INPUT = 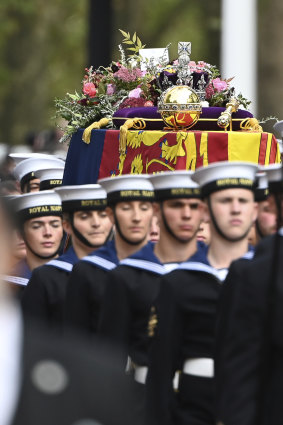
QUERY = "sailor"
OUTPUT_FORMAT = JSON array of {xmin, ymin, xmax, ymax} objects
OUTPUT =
[
  {"xmin": 13, "ymin": 156, "xmax": 65, "ymax": 193},
  {"xmin": 146, "ymin": 161, "xmax": 258, "ymax": 425},
  {"xmin": 0, "ymin": 195, "xmax": 27, "ymax": 294},
  {"xmin": 35, "ymin": 167, "xmax": 64, "ymax": 191},
  {"xmin": 215, "ymin": 163, "xmax": 283, "ymax": 425},
  {"xmin": 0, "ymin": 196, "xmax": 137, "ymax": 425},
  {"xmin": 11, "ymin": 191, "xmax": 63, "ymax": 288},
  {"xmin": 65, "ymin": 174, "xmax": 154, "ymax": 335},
  {"xmin": 21, "ymin": 184, "xmax": 112, "ymax": 329},
  {"xmin": 250, "ymin": 170, "xmax": 278, "ymax": 246},
  {"xmin": 98, "ymin": 171, "xmax": 206, "ymax": 424}
]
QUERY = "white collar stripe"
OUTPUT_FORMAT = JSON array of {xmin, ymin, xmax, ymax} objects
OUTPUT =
[
  {"xmin": 46, "ymin": 260, "xmax": 73, "ymax": 272},
  {"xmin": 119, "ymin": 258, "xmax": 167, "ymax": 275},
  {"xmin": 83, "ymin": 255, "xmax": 117, "ymax": 270},
  {"xmin": 242, "ymin": 251, "xmax": 254, "ymax": 260},
  {"xmin": 178, "ymin": 262, "xmax": 228, "ymax": 282},
  {"xmin": 3, "ymin": 275, "xmax": 29, "ymax": 286}
]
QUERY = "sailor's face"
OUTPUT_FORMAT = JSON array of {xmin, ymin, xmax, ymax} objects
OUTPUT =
[
  {"xmin": 23, "ymin": 216, "xmax": 63, "ymax": 257},
  {"xmin": 158, "ymin": 198, "xmax": 204, "ymax": 242},
  {"xmin": 114, "ymin": 201, "xmax": 153, "ymax": 244},
  {"xmin": 23, "ymin": 178, "xmax": 40, "ymax": 193},
  {"xmin": 197, "ymin": 220, "xmax": 211, "ymax": 245},
  {"xmin": 11, "ymin": 229, "xmax": 26, "ymax": 261},
  {"xmin": 72, "ymin": 210, "xmax": 113, "ymax": 247},
  {"xmin": 257, "ymin": 195, "xmax": 278, "ymax": 236},
  {"xmin": 148, "ymin": 215, "xmax": 160, "ymax": 243},
  {"xmin": 208, "ymin": 188, "xmax": 258, "ymax": 240}
]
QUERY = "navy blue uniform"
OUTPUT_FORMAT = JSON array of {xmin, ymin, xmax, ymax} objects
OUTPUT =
[{"xmin": 21, "ymin": 247, "xmax": 78, "ymax": 329}]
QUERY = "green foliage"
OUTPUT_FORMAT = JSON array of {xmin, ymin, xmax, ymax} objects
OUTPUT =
[
  {"xmin": 0, "ymin": 0, "xmax": 224, "ymax": 145},
  {"xmin": 119, "ymin": 29, "xmax": 146, "ymax": 55},
  {"xmin": 0, "ymin": 0, "xmax": 87, "ymax": 145}
]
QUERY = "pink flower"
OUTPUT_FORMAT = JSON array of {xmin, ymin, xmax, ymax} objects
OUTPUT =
[
  {"xmin": 212, "ymin": 78, "xmax": 228, "ymax": 92},
  {"xmin": 128, "ymin": 88, "xmax": 143, "ymax": 98},
  {"xmin": 197, "ymin": 61, "xmax": 207, "ymax": 68},
  {"xmin": 106, "ymin": 84, "xmax": 116, "ymax": 95},
  {"xmin": 83, "ymin": 82, "xmax": 97, "ymax": 98},
  {"xmin": 189, "ymin": 61, "xmax": 197, "ymax": 72},
  {"xmin": 114, "ymin": 66, "xmax": 144, "ymax": 82},
  {"xmin": 205, "ymin": 83, "xmax": 215, "ymax": 99}
]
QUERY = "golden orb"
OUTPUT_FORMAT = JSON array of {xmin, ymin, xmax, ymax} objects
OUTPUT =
[{"xmin": 158, "ymin": 85, "xmax": 202, "ymax": 130}]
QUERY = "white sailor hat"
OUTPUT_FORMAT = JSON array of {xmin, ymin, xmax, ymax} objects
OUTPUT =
[
  {"xmin": 254, "ymin": 172, "xmax": 269, "ymax": 202},
  {"xmin": 192, "ymin": 161, "xmax": 258, "ymax": 197},
  {"xmin": 13, "ymin": 157, "xmax": 65, "ymax": 191},
  {"xmin": 35, "ymin": 167, "xmax": 64, "ymax": 191},
  {"xmin": 55, "ymin": 185, "xmax": 107, "ymax": 212},
  {"xmin": 98, "ymin": 174, "xmax": 155, "ymax": 204},
  {"xmin": 12, "ymin": 190, "xmax": 62, "ymax": 222},
  {"xmin": 259, "ymin": 163, "xmax": 283, "ymax": 193},
  {"xmin": 9, "ymin": 153, "xmax": 56, "ymax": 166},
  {"xmin": 149, "ymin": 171, "xmax": 201, "ymax": 200}
]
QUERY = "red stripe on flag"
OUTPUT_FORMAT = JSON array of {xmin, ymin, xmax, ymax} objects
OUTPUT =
[
  {"xmin": 258, "ymin": 133, "xmax": 268, "ymax": 165},
  {"xmin": 269, "ymin": 135, "xmax": 278, "ymax": 164},
  {"xmin": 98, "ymin": 130, "xmax": 120, "ymax": 179},
  {"xmin": 195, "ymin": 132, "xmax": 204, "ymax": 168},
  {"xmin": 207, "ymin": 132, "xmax": 228, "ymax": 163}
]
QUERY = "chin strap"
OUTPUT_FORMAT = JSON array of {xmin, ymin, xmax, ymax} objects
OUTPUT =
[
  {"xmin": 160, "ymin": 203, "xmax": 197, "ymax": 244},
  {"xmin": 255, "ymin": 219, "xmax": 264, "ymax": 239},
  {"xmin": 207, "ymin": 197, "xmax": 251, "ymax": 242},
  {"xmin": 69, "ymin": 213, "xmax": 112, "ymax": 249},
  {"xmin": 113, "ymin": 210, "xmax": 147, "ymax": 246}
]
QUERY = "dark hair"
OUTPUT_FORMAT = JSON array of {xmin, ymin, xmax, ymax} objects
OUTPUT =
[
  {"xmin": 0, "ymin": 196, "xmax": 16, "ymax": 231},
  {"xmin": 0, "ymin": 180, "xmax": 19, "ymax": 196}
]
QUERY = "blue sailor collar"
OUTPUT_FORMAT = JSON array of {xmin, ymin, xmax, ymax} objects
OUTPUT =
[
  {"xmin": 47, "ymin": 246, "xmax": 79, "ymax": 273},
  {"xmin": 178, "ymin": 245, "xmax": 255, "ymax": 282},
  {"xmin": 119, "ymin": 241, "xmax": 208, "ymax": 276},
  {"xmin": 15, "ymin": 259, "xmax": 32, "ymax": 280},
  {"xmin": 82, "ymin": 240, "xmax": 119, "ymax": 271}
]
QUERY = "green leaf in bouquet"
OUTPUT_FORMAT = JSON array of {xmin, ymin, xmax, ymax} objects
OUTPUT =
[
  {"xmin": 97, "ymin": 82, "xmax": 106, "ymax": 95},
  {"xmin": 119, "ymin": 29, "xmax": 128, "ymax": 38},
  {"xmin": 137, "ymin": 37, "xmax": 142, "ymax": 48},
  {"xmin": 68, "ymin": 93, "xmax": 79, "ymax": 101},
  {"xmin": 132, "ymin": 32, "xmax": 136, "ymax": 43}
]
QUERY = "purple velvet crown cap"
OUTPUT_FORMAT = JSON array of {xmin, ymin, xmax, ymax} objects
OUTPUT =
[{"xmin": 113, "ymin": 106, "xmax": 253, "ymax": 132}]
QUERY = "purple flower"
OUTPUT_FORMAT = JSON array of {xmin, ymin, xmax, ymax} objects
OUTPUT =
[
  {"xmin": 128, "ymin": 88, "xmax": 143, "ymax": 98},
  {"xmin": 106, "ymin": 84, "xmax": 116, "ymax": 95}
]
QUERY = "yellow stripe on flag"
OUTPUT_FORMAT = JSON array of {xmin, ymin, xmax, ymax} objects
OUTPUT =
[{"xmin": 228, "ymin": 132, "xmax": 262, "ymax": 163}]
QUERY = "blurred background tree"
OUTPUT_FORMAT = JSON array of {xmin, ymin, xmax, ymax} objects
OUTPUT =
[{"xmin": 0, "ymin": 0, "xmax": 282, "ymax": 145}]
